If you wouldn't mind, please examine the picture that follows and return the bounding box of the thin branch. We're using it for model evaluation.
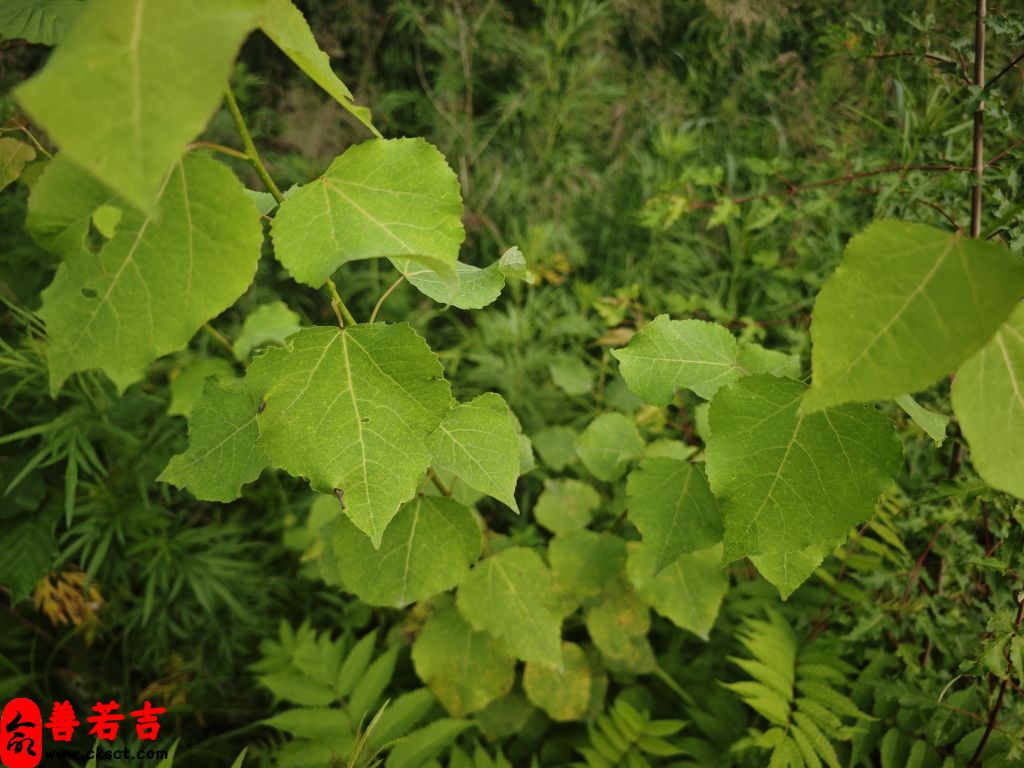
[202,323,235,355]
[970,0,987,238]
[369,276,405,323]
[8,118,52,158]
[869,50,972,86]
[223,88,285,204]
[985,136,1024,168]
[968,586,1024,767]
[987,50,1024,89]
[690,162,970,211]
[427,468,453,497]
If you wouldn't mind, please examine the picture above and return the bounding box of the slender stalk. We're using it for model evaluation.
[187,141,249,161]
[202,323,235,355]
[326,278,358,327]
[968,586,1024,767]
[428,468,453,497]
[224,88,285,204]
[970,0,987,238]
[369,276,406,323]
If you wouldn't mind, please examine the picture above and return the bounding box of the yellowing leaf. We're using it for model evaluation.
[456,547,562,665]
[412,603,515,717]
[524,643,592,722]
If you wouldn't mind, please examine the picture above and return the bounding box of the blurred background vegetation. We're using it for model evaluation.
[2,1,1023,765]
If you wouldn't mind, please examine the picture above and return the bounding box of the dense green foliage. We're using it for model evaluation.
[2,1,1023,767]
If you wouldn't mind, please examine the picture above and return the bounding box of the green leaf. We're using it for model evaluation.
[271,138,462,290]
[262,707,352,739]
[626,542,727,640]
[705,375,900,568]
[550,357,594,396]
[498,245,533,283]
[0,138,36,191]
[427,393,521,512]
[246,324,451,545]
[524,642,592,722]
[531,426,578,471]
[612,314,741,402]
[0,513,56,602]
[32,155,263,394]
[626,458,722,572]
[349,645,399,724]
[456,546,562,665]
[333,496,481,608]
[367,688,436,750]
[15,0,264,209]
[167,357,235,417]
[392,258,503,310]
[258,0,377,135]
[895,394,948,446]
[0,0,82,45]
[738,342,802,379]
[575,413,644,482]
[412,603,516,717]
[952,303,1024,497]
[159,378,268,502]
[751,541,837,600]
[385,719,474,768]
[549,530,627,599]
[584,584,656,674]
[533,479,599,535]
[233,301,302,360]
[804,221,1024,411]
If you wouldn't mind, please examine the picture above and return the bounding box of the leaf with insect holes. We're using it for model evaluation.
[705,375,900,575]
[159,378,268,502]
[271,138,462,292]
[612,314,741,402]
[626,458,723,572]
[30,155,262,394]
[333,496,480,607]
[412,602,515,717]
[952,303,1024,498]
[804,221,1024,411]
[259,0,376,134]
[245,324,451,545]
[427,393,521,512]
[15,0,264,209]
[457,547,562,665]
